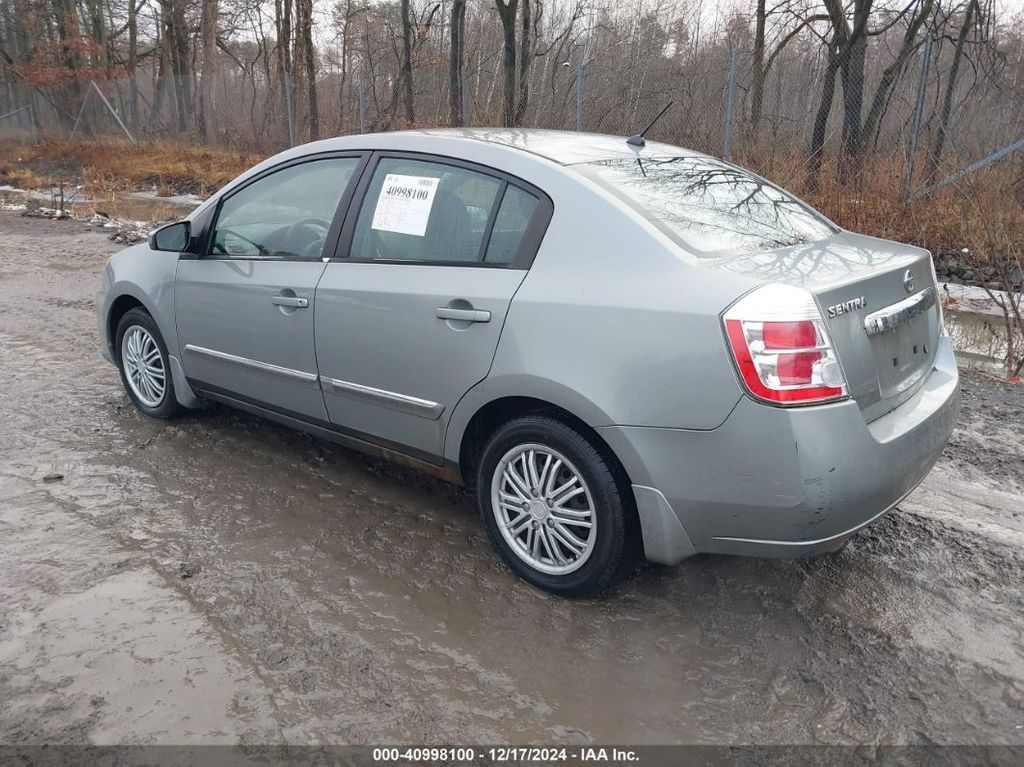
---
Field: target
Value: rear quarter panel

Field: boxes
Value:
[444,164,759,466]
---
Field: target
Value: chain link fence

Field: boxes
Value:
[3,27,1020,202]
[2,12,1022,372]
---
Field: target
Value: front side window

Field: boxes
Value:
[350,158,503,263]
[578,156,836,257]
[210,156,360,260]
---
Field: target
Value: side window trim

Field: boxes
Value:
[475,180,508,263]
[329,150,553,269]
[196,151,369,262]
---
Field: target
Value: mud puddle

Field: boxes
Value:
[0,212,1022,746]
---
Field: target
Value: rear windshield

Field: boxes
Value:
[577,156,836,257]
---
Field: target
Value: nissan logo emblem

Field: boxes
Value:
[903,268,915,294]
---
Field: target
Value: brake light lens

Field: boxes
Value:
[723,284,847,406]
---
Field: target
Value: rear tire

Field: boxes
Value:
[476,415,639,597]
[115,308,186,420]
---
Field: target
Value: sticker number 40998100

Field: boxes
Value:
[370,174,441,237]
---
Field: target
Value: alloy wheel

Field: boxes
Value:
[490,443,597,575]
[121,325,166,408]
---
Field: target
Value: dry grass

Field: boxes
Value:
[0,165,45,190]
[1,139,1021,264]
[737,148,1024,264]
[0,139,258,199]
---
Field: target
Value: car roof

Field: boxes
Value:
[190,128,703,220]
[368,128,690,166]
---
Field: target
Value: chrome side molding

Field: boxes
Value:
[863,288,936,338]
[183,345,445,418]
[183,344,319,383]
[320,376,444,420]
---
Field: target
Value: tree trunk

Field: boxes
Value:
[86,0,107,71]
[53,0,83,111]
[400,0,414,124]
[750,0,766,129]
[494,0,519,127]
[858,0,935,158]
[162,0,192,133]
[514,0,532,126]
[150,3,168,127]
[839,0,871,157]
[840,32,866,156]
[928,0,978,182]
[199,0,218,145]
[449,0,466,126]
[127,0,139,128]
[808,49,840,183]
[275,0,293,142]
[297,0,318,138]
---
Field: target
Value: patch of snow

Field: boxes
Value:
[126,190,204,207]
[941,281,1022,318]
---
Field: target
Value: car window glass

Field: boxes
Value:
[350,158,502,263]
[484,186,539,264]
[579,156,836,257]
[210,157,359,260]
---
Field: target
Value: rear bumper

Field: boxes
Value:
[599,337,960,564]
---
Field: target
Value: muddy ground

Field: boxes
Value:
[0,211,1022,747]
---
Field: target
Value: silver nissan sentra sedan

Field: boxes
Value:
[97,129,960,596]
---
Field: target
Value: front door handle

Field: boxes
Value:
[272,295,308,308]
[436,307,491,323]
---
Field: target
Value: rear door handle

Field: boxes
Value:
[436,307,491,323]
[272,295,308,308]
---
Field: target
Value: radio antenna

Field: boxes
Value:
[627,101,674,148]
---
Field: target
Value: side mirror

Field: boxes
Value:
[149,221,191,252]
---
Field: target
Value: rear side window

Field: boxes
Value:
[350,158,502,263]
[485,186,539,265]
[210,157,360,260]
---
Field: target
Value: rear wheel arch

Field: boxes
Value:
[457,395,634,495]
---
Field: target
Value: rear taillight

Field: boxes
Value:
[723,284,847,406]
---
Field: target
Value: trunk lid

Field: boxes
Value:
[712,231,942,422]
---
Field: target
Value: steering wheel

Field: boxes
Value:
[284,217,331,257]
[212,228,266,256]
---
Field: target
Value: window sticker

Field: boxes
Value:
[371,174,440,237]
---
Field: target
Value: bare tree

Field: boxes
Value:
[400,0,414,124]
[275,0,293,140]
[199,0,218,145]
[514,0,537,126]
[156,0,191,133]
[857,0,935,158]
[494,0,519,126]
[449,0,466,126]
[809,0,934,173]
[928,0,983,182]
[750,0,766,130]
[295,0,318,139]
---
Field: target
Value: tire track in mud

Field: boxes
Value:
[1,212,1022,745]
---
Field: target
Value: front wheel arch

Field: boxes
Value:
[107,294,146,362]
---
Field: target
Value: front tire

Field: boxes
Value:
[476,415,639,597]
[115,308,185,419]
